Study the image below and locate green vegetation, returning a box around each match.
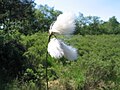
[1,33,120,90]
[1,0,120,90]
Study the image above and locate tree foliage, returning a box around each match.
[0,0,35,21]
[76,13,120,35]
[34,4,62,32]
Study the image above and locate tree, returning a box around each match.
[0,0,35,21]
[108,16,119,34]
[34,4,62,32]
[0,0,36,35]
[86,16,103,35]
[102,16,120,34]
[76,13,103,35]
[0,0,35,82]
[75,12,90,35]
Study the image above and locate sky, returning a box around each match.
[35,0,120,22]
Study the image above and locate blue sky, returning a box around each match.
[35,0,120,22]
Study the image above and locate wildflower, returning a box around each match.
[49,12,76,35]
[46,12,77,89]
[61,41,78,60]
[48,38,77,60]
[47,38,64,59]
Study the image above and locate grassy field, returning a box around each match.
[1,34,120,90]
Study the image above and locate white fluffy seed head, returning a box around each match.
[61,42,78,60]
[47,38,77,60]
[49,12,76,35]
[47,38,64,59]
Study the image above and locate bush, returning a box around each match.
[1,32,120,90]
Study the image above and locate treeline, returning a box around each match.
[0,0,120,35]
[75,13,120,35]
[0,0,62,35]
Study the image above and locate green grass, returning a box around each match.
[1,34,120,90]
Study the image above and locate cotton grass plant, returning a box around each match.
[48,38,77,60]
[49,12,76,35]
[45,12,78,90]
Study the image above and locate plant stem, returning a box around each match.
[45,34,52,90]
